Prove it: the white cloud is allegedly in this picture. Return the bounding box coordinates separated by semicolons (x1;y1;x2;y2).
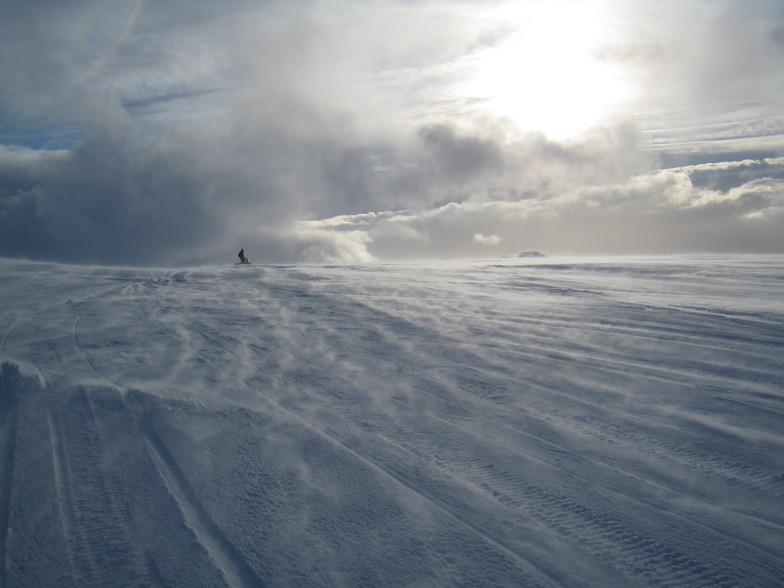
294;227;376;264
473;233;501;246
303;168;784;259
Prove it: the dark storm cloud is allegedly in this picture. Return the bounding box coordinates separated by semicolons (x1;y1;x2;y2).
0;109;391;265
0;132;221;265
0;0;485;264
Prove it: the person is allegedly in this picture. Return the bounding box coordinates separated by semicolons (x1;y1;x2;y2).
238;248;248;264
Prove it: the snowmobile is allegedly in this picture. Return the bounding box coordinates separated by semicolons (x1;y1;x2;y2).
237;249;251;265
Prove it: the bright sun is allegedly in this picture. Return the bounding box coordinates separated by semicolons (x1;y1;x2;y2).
456;1;636;140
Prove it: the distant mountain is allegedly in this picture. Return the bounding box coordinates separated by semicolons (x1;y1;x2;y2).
517;251;546;258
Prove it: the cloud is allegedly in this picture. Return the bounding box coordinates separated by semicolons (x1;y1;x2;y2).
473;233;501;246
0;0;485;265
0;92;656;265
612;0;784;108
608;1;784;153
294;228;376;264
1;0;783;265
302;166;784;260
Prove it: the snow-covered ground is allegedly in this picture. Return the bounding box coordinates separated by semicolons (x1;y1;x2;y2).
1;254;782;587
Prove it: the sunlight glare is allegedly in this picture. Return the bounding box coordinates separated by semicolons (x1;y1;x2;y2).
457;1;635;140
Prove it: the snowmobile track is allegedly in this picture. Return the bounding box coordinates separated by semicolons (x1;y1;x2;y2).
0;364;20;588
71;295;264;587
142;306;562;587
304;382;776;586
3;257;780;586
147;278;784;579
141;422;266;588
47;389;162;587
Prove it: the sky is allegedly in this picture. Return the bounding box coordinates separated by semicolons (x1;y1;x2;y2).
1;0;784;265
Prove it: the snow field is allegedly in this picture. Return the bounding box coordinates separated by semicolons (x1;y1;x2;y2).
0;255;783;586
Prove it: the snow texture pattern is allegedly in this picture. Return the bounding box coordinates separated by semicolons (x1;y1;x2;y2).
0;255;783;587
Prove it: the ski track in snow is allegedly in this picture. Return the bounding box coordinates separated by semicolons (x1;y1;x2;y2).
0;255;783;586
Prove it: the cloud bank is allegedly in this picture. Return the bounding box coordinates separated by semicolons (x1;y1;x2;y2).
301;157;784;260
1;0;783;265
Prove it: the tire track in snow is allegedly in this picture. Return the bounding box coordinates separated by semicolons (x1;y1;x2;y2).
47;389;163;587
393;433;747;587
0;319;20;363
161;276;779;522
144;296;762;586
472;302;784;362
323;340;784;537
47;410;79;584
145;267;784;585
246;284;784;584
137;298;562;588
431;351;784;501
288;296;784;504
465;362;784;500
398;330;784;542
140;418;267;588
0;364;20;588
481;333;782;400
72;295;265;588
0;416;15;588
0;316;50;586
278;369;779;587
534;405;784;499
349;303;784;501
73;305;112;383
